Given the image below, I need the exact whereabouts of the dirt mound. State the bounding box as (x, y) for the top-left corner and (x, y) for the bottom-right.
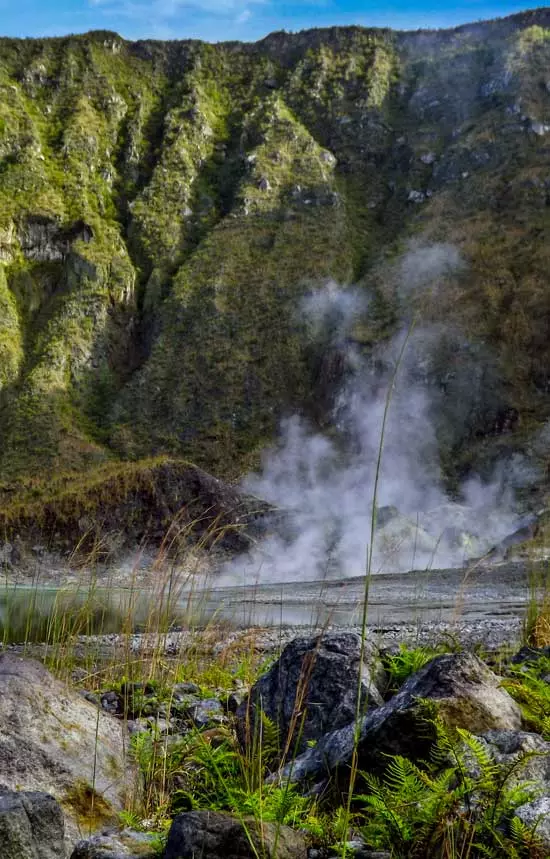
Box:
(0, 458), (271, 561)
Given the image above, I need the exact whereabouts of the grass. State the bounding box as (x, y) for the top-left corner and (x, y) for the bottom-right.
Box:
(523, 562), (550, 648)
(1, 518), (549, 858)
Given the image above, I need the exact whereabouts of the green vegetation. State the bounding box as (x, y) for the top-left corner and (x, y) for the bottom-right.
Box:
(0, 15), (549, 506)
(358, 720), (547, 857)
(503, 656), (550, 738)
(383, 642), (440, 692)
(0, 545), (548, 858)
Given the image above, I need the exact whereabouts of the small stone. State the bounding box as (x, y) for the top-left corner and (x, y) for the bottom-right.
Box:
(258, 177), (271, 191)
(320, 150), (336, 165)
(225, 691), (244, 714)
(100, 690), (122, 716)
(531, 120), (550, 136)
(173, 682), (200, 698)
(188, 698), (224, 728)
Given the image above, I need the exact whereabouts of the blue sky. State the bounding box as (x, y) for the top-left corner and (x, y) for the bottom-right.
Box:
(0, 1), (540, 43)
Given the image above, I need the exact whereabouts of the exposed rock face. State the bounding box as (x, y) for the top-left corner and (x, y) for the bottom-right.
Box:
(164, 810), (307, 859)
(237, 632), (384, 757)
(0, 788), (65, 859)
(0, 654), (132, 847)
(275, 652), (522, 785)
(17, 216), (93, 263)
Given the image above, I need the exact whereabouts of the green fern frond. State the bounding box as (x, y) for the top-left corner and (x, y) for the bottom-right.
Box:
(456, 729), (496, 772)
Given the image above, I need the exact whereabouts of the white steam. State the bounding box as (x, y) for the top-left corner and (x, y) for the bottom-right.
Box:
(219, 256), (531, 586)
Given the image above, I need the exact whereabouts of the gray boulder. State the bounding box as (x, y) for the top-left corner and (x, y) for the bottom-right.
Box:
(474, 731), (550, 851)
(0, 653), (132, 847)
(237, 633), (384, 758)
(275, 652), (522, 786)
(70, 828), (159, 858)
(475, 730), (550, 788)
(514, 796), (550, 849)
(0, 788), (65, 859)
(164, 810), (307, 859)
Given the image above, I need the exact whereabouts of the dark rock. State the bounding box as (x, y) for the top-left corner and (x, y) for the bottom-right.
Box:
(164, 810), (307, 859)
(70, 828), (158, 858)
(0, 788), (65, 859)
(100, 691), (123, 716)
(17, 215), (92, 262)
(510, 645), (550, 666)
(81, 691), (101, 707)
(173, 682), (200, 698)
(170, 694), (200, 716)
(225, 691), (244, 714)
(237, 633), (384, 757)
(275, 652), (522, 786)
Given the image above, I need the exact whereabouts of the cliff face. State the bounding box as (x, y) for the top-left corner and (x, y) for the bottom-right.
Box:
(1, 11), (550, 491)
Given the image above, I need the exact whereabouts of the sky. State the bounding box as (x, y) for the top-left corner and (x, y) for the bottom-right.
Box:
(0, 0), (541, 43)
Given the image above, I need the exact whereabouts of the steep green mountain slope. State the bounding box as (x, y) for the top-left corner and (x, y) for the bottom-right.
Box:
(1, 10), (550, 515)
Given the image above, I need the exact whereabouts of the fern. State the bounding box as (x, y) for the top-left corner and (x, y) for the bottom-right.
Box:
(356, 717), (547, 858)
(384, 644), (438, 691)
(502, 659), (550, 735)
(509, 813), (546, 856)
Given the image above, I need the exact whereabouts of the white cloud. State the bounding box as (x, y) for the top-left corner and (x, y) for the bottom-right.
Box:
(236, 8), (251, 23)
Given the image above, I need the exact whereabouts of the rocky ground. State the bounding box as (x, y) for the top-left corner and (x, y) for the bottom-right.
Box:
(1, 633), (549, 858)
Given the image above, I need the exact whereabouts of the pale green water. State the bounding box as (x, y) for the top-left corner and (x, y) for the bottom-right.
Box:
(0, 561), (537, 643)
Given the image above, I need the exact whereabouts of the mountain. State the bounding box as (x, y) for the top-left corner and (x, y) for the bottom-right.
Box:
(1, 10), (550, 548)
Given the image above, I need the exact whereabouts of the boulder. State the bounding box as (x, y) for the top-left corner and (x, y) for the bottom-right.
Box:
(275, 652), (523, 786)
(164, 810), (307, 859)
(0, 788), (65, 859)
(475, 730), (550, 789)
(236, 633), (384, 758)
(70, 829), (158, 858)
(473, 731), (550, 850)
(514, 796), (550, 850)
(0, 653), (132, 846)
